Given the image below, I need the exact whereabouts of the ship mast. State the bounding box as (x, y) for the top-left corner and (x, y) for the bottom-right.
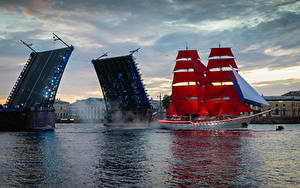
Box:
(206, 45), (251, 117)
(186, 43), (189, 87)
(219, 43), (223, 86)
(168, 47), (207, 116)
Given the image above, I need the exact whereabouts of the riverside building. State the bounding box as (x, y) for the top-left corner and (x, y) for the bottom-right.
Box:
(261, 96), (300, 117)
(69, 98), (105, 122)
(250, 95), (300, 124)
(53, 99), (70, 120)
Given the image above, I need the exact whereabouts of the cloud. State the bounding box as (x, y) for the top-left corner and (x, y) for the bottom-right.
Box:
(241, 44), (261, 53)
(1, 0), (300, 103)
(264, 46), (300, 56)
(278, 1), (300, 14)
(252, 78), (300, 87)
(165, 19), (243, 32)
(253, 78), (300, 96)
(242, 65), (300, 81)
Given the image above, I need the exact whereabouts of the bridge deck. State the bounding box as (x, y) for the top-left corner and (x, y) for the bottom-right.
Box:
(6, 46), (73, 108)
(92, 55), (151, 122)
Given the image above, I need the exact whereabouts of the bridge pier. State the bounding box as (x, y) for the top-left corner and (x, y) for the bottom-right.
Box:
(0, 108), (55, 131)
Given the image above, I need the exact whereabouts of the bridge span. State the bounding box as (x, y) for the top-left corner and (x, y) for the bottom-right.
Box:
(0, 34), (73, 130)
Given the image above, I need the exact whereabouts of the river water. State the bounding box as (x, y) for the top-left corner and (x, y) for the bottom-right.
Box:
(0, 123), (299, 187)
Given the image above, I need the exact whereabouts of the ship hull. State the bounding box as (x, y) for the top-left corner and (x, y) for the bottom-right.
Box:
(159, 117), (250, 130)
(159, 111), (270, 130)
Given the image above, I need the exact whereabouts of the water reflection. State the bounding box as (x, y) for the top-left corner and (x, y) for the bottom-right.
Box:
(0, 124), (299, 187)
(93, 128), (150, 187)
(167, 130), (253, 187)
(0, 132), (51, 187)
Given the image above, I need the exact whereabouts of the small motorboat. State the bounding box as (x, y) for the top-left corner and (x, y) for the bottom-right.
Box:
(276, 124), (285, 131)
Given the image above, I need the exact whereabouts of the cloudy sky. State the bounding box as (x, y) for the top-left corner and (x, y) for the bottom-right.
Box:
(1, 0), (300, 104)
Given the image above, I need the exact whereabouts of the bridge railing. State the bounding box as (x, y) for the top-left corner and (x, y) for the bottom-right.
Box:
(5, 52), (35, 107)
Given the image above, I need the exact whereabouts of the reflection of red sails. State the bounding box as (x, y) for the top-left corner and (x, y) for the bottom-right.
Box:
(167, 130), (251, 187)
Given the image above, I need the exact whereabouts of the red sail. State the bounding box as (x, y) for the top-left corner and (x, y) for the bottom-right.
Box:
(172, 100), (199, 115)
(204, 46), (252, 117)
(168, 50), (208, 116)
(175, 50), (206, 73)
(174, 60), (194, 71)
(205, 86), (237, 116)
(174, 60), (206, 73)
(206, 71), (235, 83)
(206, 100), (237, 116)
(176, 50), (200, 59)
(207, 58), (237, 69)
(209, 48), (234, 57)
(205, 85), (235, 100)
(197, 86), (208, 114)
(227, 86), (252, 113)
(205, 100), (222, 116)
(206, 98), (251, 116)
(172, 85), (198, 99)
(205, 82), (251, 116)
(231, 96), (252, 113)
(189, 54), (207, 73)
(167, 103), (177, 116)
(172, 72), (202, 84)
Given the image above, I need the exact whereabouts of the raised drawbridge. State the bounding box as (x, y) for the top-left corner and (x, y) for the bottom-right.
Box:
(92, 50), (152, 125)
(0, 34), (73, 130)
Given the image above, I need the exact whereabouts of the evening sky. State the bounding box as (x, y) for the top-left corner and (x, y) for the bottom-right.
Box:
(0, 0), (300, 103)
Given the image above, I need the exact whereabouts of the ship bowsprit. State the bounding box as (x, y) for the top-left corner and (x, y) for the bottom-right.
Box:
(92, 54), (153, 126)
(0, 37), (74, 131)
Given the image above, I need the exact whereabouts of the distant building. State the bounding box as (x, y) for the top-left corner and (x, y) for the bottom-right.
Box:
(261, 96), (300, 117)
(69, 98), (105, 122)
(53, 99), (70, 120)
(282, 90), (300, 97)
(151, 100), (162, 110)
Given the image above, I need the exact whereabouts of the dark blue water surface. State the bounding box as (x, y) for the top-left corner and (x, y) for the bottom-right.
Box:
(0, 123), (299, 187)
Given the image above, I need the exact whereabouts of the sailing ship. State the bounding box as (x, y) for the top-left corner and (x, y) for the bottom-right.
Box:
(159, 46), (270, 130)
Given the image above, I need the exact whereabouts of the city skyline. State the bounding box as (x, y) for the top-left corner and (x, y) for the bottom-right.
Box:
(1, 0), (300, 104)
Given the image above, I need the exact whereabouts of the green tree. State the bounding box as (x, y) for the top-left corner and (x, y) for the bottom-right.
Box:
(162, 95), (170, 109)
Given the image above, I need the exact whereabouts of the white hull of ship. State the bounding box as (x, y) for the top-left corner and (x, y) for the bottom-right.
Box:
(159, 110), (270, 130)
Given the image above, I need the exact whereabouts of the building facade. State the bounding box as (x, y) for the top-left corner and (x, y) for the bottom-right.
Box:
(150, 99), (162, 110)
(282, 90), (300, 97)
(53, 99), (70, 120)
(69, 98), (105, 122)
(261, 96), (300, 117)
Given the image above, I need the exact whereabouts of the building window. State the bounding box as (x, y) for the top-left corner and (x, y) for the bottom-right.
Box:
(293, 110), (296, 117)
